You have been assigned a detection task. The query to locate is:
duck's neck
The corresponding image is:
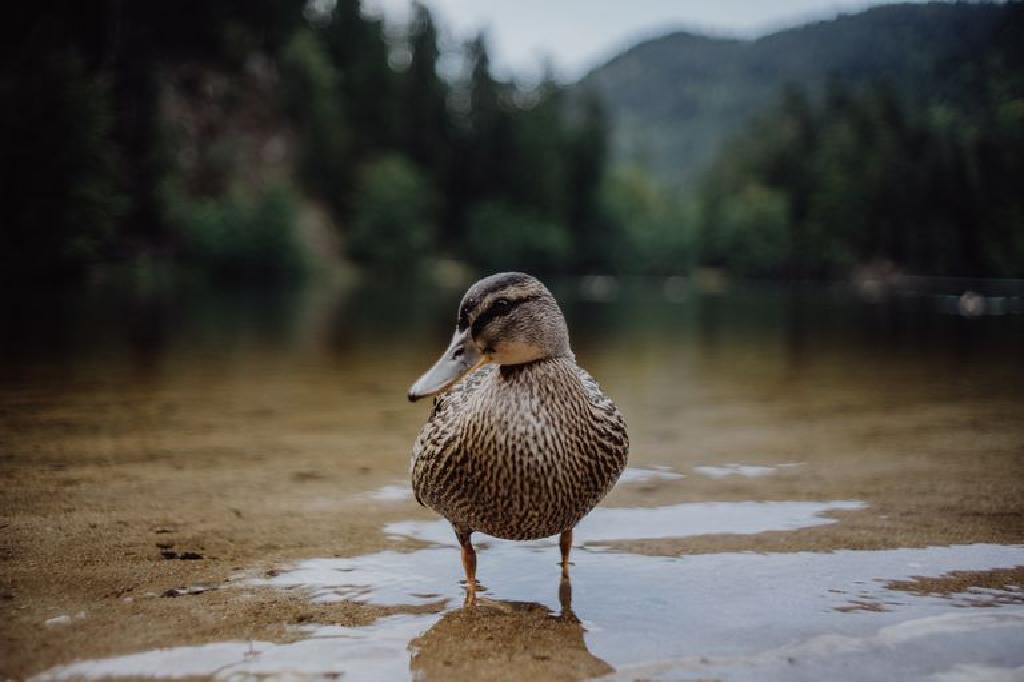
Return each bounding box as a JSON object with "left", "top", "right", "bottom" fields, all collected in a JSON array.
[
  {"left": 488, "top": 357, "right": 587, "bottom": 409},
  {"left": 497, "top": 353, "right": 575, "bottom": 379},
  {"left": 470, "top": 357, "right": 590, "bottom": 435}
]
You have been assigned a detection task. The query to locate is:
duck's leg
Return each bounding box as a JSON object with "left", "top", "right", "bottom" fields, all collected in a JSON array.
[
  {"left": 455, "top": 527, "right": 477, "bottom": 606},
  {"left": 558, "top": 571, "right": 578, "bottom": 622},
  {"left": 559, "top": 528, "right": 573, "bottom": 579}
]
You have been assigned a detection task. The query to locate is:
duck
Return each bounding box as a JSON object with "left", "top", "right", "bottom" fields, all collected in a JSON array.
[{"left": 407, "top": 272, "right": 629, "bottom": 603}]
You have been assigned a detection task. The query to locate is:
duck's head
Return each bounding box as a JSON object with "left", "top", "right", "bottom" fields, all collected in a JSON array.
[{"left": 408, "top": 272, "right": 570, "bottom": 402}]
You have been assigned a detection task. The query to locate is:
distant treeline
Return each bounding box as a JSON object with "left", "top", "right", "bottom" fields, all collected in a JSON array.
[
  {"left": 1, "top": 1, "right": 1022, "bottom": 282},
  {"left": 1, "top": 0, "right": 610, "bottom": 281},
  {"left": 696, "top": 4, "right": 1024, "bottom": 278}
]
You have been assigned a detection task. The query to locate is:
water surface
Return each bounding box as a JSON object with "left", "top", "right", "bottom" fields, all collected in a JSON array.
[{"left": 4, "top": 276, "right": 1024, "bottom": 680}]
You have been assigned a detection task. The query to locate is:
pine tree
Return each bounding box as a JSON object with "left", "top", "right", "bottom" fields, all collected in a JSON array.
[{"left": 400, "top": 3, "right": 450, "bottom": 232}]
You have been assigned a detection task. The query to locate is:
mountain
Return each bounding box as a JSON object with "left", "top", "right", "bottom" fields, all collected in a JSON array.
[{"left": 578, "top": 2, "right": 1008, "bottom": 188}]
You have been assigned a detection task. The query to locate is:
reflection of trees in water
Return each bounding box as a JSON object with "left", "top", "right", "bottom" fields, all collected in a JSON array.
[
  {"left": 783, "top": 284, "right": 808, "bottom": 373},
  {"left": 696, "top": 292, "right": 720, "bottom": 356},
  {"left": 5, "top": 278, "right": 1021, "bottom": 386},
  {"left": 409, "top": 579, "right": 612, "bottom": 681}
]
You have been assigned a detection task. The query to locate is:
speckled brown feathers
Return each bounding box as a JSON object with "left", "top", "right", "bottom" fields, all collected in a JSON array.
[{"left": 410, "top": 274, "right": 629, "bottom": 541}]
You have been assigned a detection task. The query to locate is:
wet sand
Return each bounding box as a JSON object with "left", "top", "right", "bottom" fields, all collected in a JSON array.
[{"left": 2, "top": 283, "right": 1023, "bottom": 679}]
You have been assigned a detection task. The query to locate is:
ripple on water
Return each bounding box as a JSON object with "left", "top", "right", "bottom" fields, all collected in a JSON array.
[
  {"left": 385, "top": 499, "right": 865, "bottom": 548},
  {"left": 367, "top": 484, "right": 413, "bottom": 502},
  {"left": 693, "top": 462, "right": 803, "bottom": 478},
  {"left": 34, "top": 615, "right": 438, "bottom": 681},
  {"left": 33, "top": 498, "right": 1024, "bottom": 681},
  {"left": 617, "top": 465, "right": 686, "bottom": 483},
  {"left": 37, "top": 543, "right": 1024, "bottom": 681}
]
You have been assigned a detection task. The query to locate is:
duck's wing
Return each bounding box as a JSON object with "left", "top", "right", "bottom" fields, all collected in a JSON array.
[
  {"left": 575, "top": 366, "right": 617, "bottom": 413},
  {"left": 575, "top": 365, "right": 630, "bottom": 478},
  {"left": 410, "top": 364, "right": 495, "bottom": 506}
]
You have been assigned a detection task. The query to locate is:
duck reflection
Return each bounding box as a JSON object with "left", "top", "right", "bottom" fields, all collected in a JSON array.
[{"left": 409, "top": 578, "right": 612, "bottom": 680}]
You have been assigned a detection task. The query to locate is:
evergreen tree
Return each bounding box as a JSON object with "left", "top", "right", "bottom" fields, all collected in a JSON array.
[
  {"left": 566, "top": 90, "right": 613, "bottom": 272},
  {"left": 0, "top": 50, "right": 124, "bottom": 280},
  {"left": 464, "top": 34, "right": 511, "bottom": 201},
  {"left": 402, "top": 4, "right": 449, "bottom": 168},
  {"left": 507, "top": 74, "right": 569, "bottom": 219},
  {"left": 280, "top": 30, "right": 352, "bottom": 219},
  {"left": 320, "top": 0, "right": 396, "bottom": 155},
  {"left": 400, "top": 3, "right": 451, "bottom": 234}
]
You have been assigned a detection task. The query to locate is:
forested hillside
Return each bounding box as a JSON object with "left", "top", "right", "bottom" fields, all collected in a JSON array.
[
  {"left": 2, "top": 1, "right": 1020, "bottom": 281},
  {"left": 582, "top": 3, "right": 1007, "bottom": 187},
  {"left": 1, "top": 1, "right": 610, "bottom": 281},
  {"left": 585, "top": 1, "right": 1024, "bottom": 278},
  {"left": 693, "top": 3, "right": 1024, "bottom": 278}
]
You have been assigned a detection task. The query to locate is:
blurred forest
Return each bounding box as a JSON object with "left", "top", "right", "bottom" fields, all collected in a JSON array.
[
  {"left": 1, "top": 1, "right": 1022, "bottom": 283},
  {"left": 694, "top": 5, "right": 1024, "bottom": 278}
]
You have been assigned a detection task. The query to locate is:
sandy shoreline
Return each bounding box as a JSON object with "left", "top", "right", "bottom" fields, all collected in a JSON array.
[{"left": 3, "top": 342, "right": 1023, "bottom": 679}]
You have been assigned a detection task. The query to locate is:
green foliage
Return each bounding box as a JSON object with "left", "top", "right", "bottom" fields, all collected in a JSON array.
[
  {"left": 696, "top": 30, "right": 1024, "bottom": 279},
  {"left": 0, "top": 51, "right": 125, "bottom": 280},
  {"left": 2, "top": 0, "right": 310, "bottom": 282},
  {"left": 452, "top": 33, "right": 514, "bottom": 220},
  {"left": 280, "top": 30, "right": 351, "bottom": 215},
  {"left": 700, "top": 183, "right": 790, "bottom": 277},
  {"left": 441, "top": 35, "right": 613, "bottom": 273},
  {"left": 13, "top": 0, "right": 1020, "bottom": 283},
  {"left": 465, "top": 202, "right": 571, "bottom": 273},
  {"left": 320, "top": 0, "right": 397, "bottom": 154},
  {"left": 565, "top": 91, "right": 614, "bottom": 272},
  {"left": 505, "top": 80, "right": 570, "bottom": 218},
  {"left": 4, "top": 0, "right": 619, "bottom": 281},
  {"left": 169, "top": 185, "right": 308, "bottom": 280},
  {"left": 582, "top": 2, "right": 1009, "bottom": 187},
  {"left": 348, "top": 155, "right": 435, "bottom": 272},
  {"left": 603, "top": 167, "right": 694, "bottom": 274},
  {"left": 401, "top": 3, "right": 451, "bottom": 179}
]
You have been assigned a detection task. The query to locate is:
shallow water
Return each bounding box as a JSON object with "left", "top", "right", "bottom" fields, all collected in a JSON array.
[
  {"left": 693, "top": 462, "right": 802, "bottom": 478},
  {"left": 616, "top": 465, "right": 686, "bottom": 483},
  {"left": 32, "top": 492, "right": 1024, "bottom": 681},
  {"left": 383, "top": 499, "right": 867, "bottom": 550},
  {"left": 38, "top": 607, "right": 1024, "bottom": 681},
  {"left": 6, "top": 277, "right": 1024, "bottom": 680},
  {"left": 37, "top": 535, "right": 1024, "bottom": 680}
]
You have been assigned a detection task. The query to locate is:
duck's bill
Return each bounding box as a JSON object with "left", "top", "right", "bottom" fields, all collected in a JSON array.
[{"left": 408, "top": 328, "right": 484, "bottom": 402}]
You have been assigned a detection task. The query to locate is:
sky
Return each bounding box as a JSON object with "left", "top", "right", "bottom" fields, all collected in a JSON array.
[{"left": 363, "top": 0, "right": 934, "bottom": 80}]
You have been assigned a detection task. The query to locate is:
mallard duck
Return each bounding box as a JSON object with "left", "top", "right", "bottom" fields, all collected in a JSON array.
[{"left": 408, "top": 272, "right": 629, "bottom": 602}]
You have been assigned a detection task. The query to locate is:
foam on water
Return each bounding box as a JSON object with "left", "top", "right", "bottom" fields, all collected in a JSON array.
[{"left": 384, "top": 499, "right": 865, "bottom": 548}]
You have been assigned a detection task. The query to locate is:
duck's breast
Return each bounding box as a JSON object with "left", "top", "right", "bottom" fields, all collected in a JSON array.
[{"left": 411, "top": 358, "right": 628, "bottom": 540}]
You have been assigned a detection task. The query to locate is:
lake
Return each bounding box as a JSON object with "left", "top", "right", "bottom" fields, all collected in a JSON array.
[{"left": 3, "top": 274, "right": 1023, "bottom": 680}]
